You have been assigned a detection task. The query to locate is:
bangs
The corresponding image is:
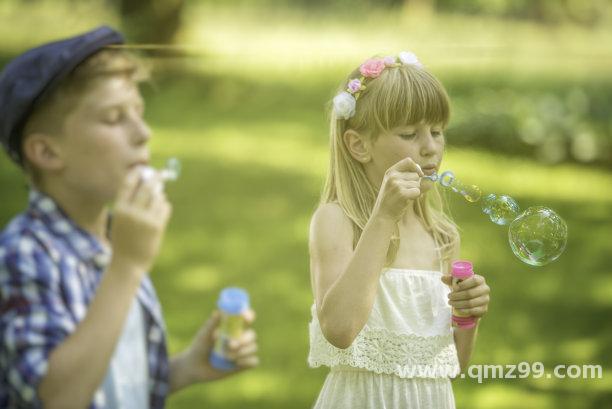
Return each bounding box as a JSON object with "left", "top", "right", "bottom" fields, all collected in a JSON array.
[
  {"left": 359, "top": 66, "right": 450, "bottom": 134},
  {"left": 69, "top": 49, "right": 150, "bottom": 85}
]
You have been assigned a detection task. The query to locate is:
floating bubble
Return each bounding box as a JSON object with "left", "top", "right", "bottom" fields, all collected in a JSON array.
[
  {"left": 509, "top": 206, "right": 568, "bottom": 266},
  {"left": 487, "top": 195, "right": 520, "bottom": 225},
  {"left": 461, "top": 185, "right": 482, "bottom": 203},
  {"left": 481, "top": 193, "right": 497, "bottom": 215},
  {"left": 448, "top": 179, "right": 464, "bottom": 194}
]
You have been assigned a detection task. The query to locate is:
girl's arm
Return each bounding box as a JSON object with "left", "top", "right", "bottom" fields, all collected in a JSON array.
[
  {"left": 310, "top": 157, "right": 424, "bottom": 349},
  {"left": 310, "top": 203, "right": 396, "bottom": 349},
  {"left": 453, "top": 321, "right": 479, "bottom": 372}
]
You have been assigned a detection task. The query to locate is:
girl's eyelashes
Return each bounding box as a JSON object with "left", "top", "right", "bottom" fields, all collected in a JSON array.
[
  {"left": 399, "top": 133, "right": 417, "bottom": 140},
  {"left": 432, "top": 130, "right": 443, "bottom": 137},
  {"left": 103, "top": 109, "right": 123, "bottom": 124}
]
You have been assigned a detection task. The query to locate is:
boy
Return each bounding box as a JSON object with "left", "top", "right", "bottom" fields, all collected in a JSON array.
[{"left": 0, "top": 26, "right": 258, "bottom": 408}]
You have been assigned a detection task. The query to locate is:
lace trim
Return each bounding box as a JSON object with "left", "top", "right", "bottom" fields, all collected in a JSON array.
[{"left": 309, "top": 322, "right": 460, "bottom": 379}]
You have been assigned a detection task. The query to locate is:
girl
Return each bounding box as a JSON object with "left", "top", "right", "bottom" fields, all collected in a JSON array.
[{"left": 308, "top": 51, "right": 491, "bottom": 408}]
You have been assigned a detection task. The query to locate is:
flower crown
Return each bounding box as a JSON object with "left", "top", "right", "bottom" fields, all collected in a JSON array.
[{"left": 332, "top": 51, "right": 423, "bottom": 120}]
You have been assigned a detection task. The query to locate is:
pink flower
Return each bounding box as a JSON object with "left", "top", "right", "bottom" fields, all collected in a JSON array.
[
  {"left": 359, "top": 58, "right": 386, "bottom": 78},
  {"left": 347, "top": 78, "right": 362, "bottom": 94}
]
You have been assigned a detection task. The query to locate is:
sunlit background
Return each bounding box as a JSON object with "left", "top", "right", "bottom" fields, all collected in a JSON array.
[{"left": 1, "top": 0, "right": 611, "bottom": 408}]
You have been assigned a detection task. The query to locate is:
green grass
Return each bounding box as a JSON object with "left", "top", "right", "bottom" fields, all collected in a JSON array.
[{"left": 1, "top": 3, "right": 612, "bottom": 408}]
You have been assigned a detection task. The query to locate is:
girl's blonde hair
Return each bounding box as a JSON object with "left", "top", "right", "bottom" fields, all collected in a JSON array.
[{"left": 321, "top": 59, "right": 459, "bottom": 272}]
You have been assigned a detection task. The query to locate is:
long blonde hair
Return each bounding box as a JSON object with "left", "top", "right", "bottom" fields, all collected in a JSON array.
[{"left": 321, "top": 59, "right": 459, "bottom": 272}]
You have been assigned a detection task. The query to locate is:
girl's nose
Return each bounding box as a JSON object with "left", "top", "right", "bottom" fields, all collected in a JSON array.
[{"left": 420, "top": 132, "right": 437, "bottom": 156}]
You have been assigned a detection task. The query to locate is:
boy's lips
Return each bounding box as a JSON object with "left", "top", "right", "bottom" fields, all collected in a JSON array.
[{"left": 128, "top": 160, "right": 149, "bottom": 169}]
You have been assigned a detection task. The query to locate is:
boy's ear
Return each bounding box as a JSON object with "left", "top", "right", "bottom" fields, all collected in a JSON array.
[
  {"left": 21, "top": 133, "right": 64, "bottom": 172},
  {"left": 343, "top": 129, "right": 371, "bottom": 163}
]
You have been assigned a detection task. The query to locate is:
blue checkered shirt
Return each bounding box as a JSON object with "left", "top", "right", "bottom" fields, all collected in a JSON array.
[{"left": 0, "top": 190, "right": 170, "bottom": 408}]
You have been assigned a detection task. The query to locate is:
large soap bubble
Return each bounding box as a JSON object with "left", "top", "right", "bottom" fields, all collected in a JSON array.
[{"left": 508, "top": 206, "right": 568, "bottom": 266}]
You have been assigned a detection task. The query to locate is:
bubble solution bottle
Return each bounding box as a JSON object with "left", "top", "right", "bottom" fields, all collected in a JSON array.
[
  {"left": 209, "top": 287, "right": 250, "bottom": 371},
  {"left": 451, "top": 261, "right": 477, "bottom": 329}
]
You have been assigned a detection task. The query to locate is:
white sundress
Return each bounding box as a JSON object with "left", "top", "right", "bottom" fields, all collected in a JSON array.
[{"left": 308, "top": 268, "right": 460, "bottom": 409}]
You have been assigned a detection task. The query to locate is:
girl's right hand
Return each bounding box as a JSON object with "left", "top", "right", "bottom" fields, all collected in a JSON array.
[
  {"left": 371, "top": 156, "right": 424, "bottom": 222},
  {"left": 110, "top": 167, "right": 172, "bottom": 277}
]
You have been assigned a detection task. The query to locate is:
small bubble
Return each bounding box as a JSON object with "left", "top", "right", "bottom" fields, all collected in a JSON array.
[{"left": 488, "top": 195, "right": 520, "bottom": 225}]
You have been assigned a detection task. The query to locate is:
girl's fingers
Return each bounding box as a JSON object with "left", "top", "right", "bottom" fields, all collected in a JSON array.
[
  {"left": 449, "top": 285, "right": 490, "bottom": 301},
  {"left": 449, "top": 295, "right": 490, "bottom": 309},
  {"left": 456, "top": 306, "right": 488, "bottom": 317},
  {"left": 388, "top": 156, "right": 424, "bottom": 177},
  {"left": 456, "top": 275, "right": 486, "bottom": 290}
]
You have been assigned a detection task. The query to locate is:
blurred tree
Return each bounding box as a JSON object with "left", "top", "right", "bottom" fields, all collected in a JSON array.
[{"left": 113, "top": 0, "right": 184, "bottom": 44}]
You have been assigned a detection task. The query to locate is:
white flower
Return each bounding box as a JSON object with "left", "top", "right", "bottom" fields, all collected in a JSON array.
[
  {"left": 333, "top": 91, "right": 356, "bottom": 119},
  {"left": 399, "top": 51, "right": 423, "bottom": 67}
]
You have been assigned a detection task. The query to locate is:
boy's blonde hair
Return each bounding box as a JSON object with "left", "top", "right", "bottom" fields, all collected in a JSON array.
[
  {"left": 321, "top": 59, "right": 459, "bottom": 272},
  {"left": 21, "top": 48, "right": 149, "bottom": 171}
]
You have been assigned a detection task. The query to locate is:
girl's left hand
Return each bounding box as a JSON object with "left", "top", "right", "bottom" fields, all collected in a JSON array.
[{"left": 441, "top": 274, "right": 490, "bottom": 318}]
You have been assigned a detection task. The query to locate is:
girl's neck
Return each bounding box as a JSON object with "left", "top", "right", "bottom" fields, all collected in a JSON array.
[{"left": 400, "top": 201, "right": 420, "bottom": 226}]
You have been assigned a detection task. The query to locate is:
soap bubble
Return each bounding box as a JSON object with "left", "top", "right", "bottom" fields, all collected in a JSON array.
[
  {"left": 481, "top": 193, "right": 497, "bottom": 215},
  {"left": 487, "top": 195, "right": 520, "bottom": 225},
  {"left": 461, "top": 185, "right": 482, "bottom": 203},
  {"left": 509, "top": 206, "right": 568, "bottom": 266}
]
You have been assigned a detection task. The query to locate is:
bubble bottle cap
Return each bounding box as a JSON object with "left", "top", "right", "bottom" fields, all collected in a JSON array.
[
  {"left": 217, "top": 287, "right": 250, "bottom": 315},
  {"left": 451, "top": 260, "right": 474, "bottom": 279}
]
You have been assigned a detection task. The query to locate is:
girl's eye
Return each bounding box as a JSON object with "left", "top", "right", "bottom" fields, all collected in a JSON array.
[
  {"left": 104, "top": 109, "right": 123, "bottom": 124},
  {"left": 432, "top": 130, "right": 443, "bottom": 137},
  {"left": 399, "top": 133, "right": 417, "bottom": 139}
]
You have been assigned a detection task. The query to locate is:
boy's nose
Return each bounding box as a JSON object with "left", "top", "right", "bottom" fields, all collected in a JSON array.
[{"left": 132, "top": 116, "right": 152, "bottom": 145}]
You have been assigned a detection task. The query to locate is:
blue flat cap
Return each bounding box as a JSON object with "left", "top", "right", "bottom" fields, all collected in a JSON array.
[{"left": 0, "top": 26, "right": 124, "bottom": 164}]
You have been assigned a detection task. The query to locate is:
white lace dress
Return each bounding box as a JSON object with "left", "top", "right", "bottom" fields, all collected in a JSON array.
[{"left": 309, "top": 268, "right": 460, "bottom": 409}]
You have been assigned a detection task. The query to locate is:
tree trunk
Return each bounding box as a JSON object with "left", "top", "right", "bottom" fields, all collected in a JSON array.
[{"left": 116, "top": 0, "right": 184, "bottom": 44}]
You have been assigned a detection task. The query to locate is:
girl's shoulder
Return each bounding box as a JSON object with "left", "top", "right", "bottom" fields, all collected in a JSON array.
[
  {"left": 309, "top": 202, "right": 353, "bottom": 247},
  {"left": 311, "top": 202, "right": 351, "bottom": 227}
]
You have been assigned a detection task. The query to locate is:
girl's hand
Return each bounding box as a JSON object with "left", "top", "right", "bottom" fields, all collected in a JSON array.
[
  {"left": 442, "top": 274, "right": 491, "bottom": 318},
  {"left": 372, "top": 156, "right": 425, "bottom": 222}
]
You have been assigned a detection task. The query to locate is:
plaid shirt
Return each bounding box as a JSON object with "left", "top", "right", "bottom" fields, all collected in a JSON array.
[{"left": 0, "top": 190, "right": 169, "bottom": 408}]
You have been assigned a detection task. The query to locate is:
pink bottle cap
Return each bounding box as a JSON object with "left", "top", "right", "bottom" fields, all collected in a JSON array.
[{"left": 451, "top": 260, "right": 474, "bottom": 279}]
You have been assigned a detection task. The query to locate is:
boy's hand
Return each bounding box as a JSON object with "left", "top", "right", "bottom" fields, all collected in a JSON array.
[
  {"left": 183, "top": 309, "right": 259, "bottom": 383},
  {"left": 442, "top": 274, "right": 490, "bottom": 318},
  {"left": 110, "top": 167, "right": 172, "bottom": 276}
]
